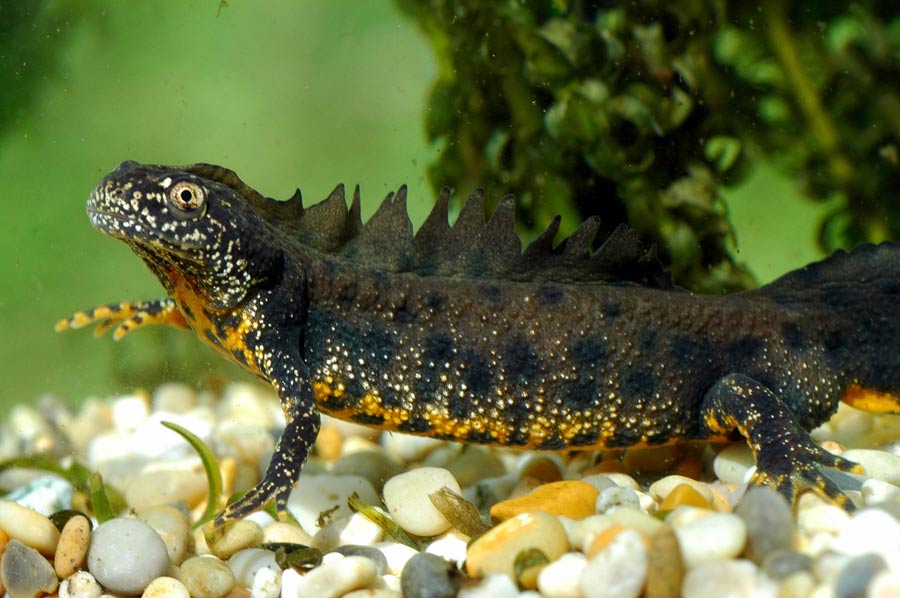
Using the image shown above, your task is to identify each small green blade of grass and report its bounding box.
[160,420,223,529]
[347,492,421,550]
[88,472,120,522]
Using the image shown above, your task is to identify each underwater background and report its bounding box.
[1,1,882,412]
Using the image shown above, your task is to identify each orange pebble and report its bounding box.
[671,455,704,480]
[586,524,649,558]
[520,457,563,483]
[659,483,710,511]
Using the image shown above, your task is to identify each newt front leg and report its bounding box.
[55,298,188,339]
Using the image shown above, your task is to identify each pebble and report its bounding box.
[425,531,469,568]
[734,487,794,563]
[331,545,389,575]
[861,479,900,504]
[606,507,664,537]
[343,590,402,598]
[141,575,190,598]
[373,541,419,575]
[869,571,900,598]
[579,528,647,598]
[293,555,378,598]
[0,500,61,556]
[834,553,886,598]
[59,570,102,598]
[180,555,236,598]
[4,476,73,516]
[54,513,91,578]
[209,520,264,559]
[287,474,379,534]
[579,475,618,494]
[443,447,507,487]
[120,460,209,510]
[0,539,59,598]
[681,559,759,598]
[151,382,197,413]
[536,552,587,598]
[314,512,384,551]
[331,451,404,492]
[227,548,281,598]
[262,521,313,545]
[673,512,747,568]
[778,571,816,598]
[761,548,812,580]
[569,515,614,552]
[519,456,564,484]
[137,505,191,564]
[466,511,569,579]
[458,573,519,598]
[657,484,710,511]
[797,499,851,536]
[832,508,900,556]
[645,526,683,598]
[382,467,461,536]
[594,487,640,513]
[381,434,444,462]
[648,475,714,505]
[712,443,755,485]
[843,449,900,485]
[489,481,599,521]
[87,518,169,595]
[400,553,460,598]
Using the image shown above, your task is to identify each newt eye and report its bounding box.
[169,181,207,219]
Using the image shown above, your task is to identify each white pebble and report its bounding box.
[832,508,900,556]
[313,511,384,551]
[141,576,190,598]
[606,507,664,537]
[862,479,900,504]
[227,548,280,587]
[382,467,461,536]
[87,518,169,595]
[381,434,444,462]
[0,499,60,555]
[287,474,378,534]
[60,570,102,598]
[281,567,302,598]
[843,449,900,486]
[374,541,419,575]
[180,555,235,598]
[648,475,714,504]
[798,502,851,536]
[458,573,519,598]
[682,559,758,598]
[674,512,747,568]
[537,552,587,598]
[569,515,615,553]
[293,555,378,598]
[425,531,469,568]
[712,443,755,485]
[869,570,900,598]
[595,487,640,513]
[579,529,647,598]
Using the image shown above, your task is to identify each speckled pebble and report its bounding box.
[712,443,755,485]
[59,570,102,598]
[293,555,378,598]
[458,573,519,598]
[0,500,60,556]
[180,555,236,598]
[832,508,900,556]
[673,512,747,568]
[579,528,647,598]
[400,553,460,598]
[54,513,91,578]
[373,541,419,576]
[382,467,461,536]
[227,548,281,598]
[87,518,169,595]
[467,511,568,579]
[332,545,389,575]
[835,553,886,598]
[734,487,794,564]
[209,519,263,559]
[536,552,586,598]
[843,449,900,485]
[141,575,190,598]
[682,559,759,598]
[761,548,812,580]
[490,481,599,521]
[287,474,379,534]
[136,505,190,564]
[594,487,640,513]
[0,539,58,598]
[4,476,73,516]
[648,475,714,505]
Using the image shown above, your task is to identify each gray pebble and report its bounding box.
[4,476,73,516]
[0,539,59,598]
[835,553,887,598]
[330,545,389,575]
[87,518,169,595]
[401,553,461,598]
[331,450,403,493]
[734,486,793,564]
[761,548,812,580]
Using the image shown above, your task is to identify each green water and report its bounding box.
[0,1,824,412]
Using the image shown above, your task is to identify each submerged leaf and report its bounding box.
[428,486,490,538]
[347,492,421,550]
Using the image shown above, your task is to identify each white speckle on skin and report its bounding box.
[160,177,172,189]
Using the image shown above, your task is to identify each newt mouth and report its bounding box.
[86,206,201,260]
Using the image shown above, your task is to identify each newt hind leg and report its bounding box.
[56,298,188,339]
[702,373,863,509]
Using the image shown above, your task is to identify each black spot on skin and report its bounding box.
[214,312,241,338]
[565,378,598,408]
[397,417,431,433]
[231,348,247,364]
[377,388,402,409]
[570,337,607,370]
[447,396,470,421]
[781,321,805,348]
[351,413,385,426]
[423,332,454,367]
[359,325,395,364]
[466,430,496,444]
[391,298,414,325]
[669,333,713,369]
[181,303,195,321]
[480,285,504,304]
[505,428,530,446]
[460,349,493,396]
[725,335,763,362]
[425,292,444,311]
[881,281,900,296]
[644,428,671,445]
[538,285,565,306]
[204,329,223,347]
[608,426,642,448]
[503,337,540,382]
[639,326,657,350]
[537,436,566,450]
[344,376,365,399]
[621,365,655,398]
[823,287,855,308]
[823,329,849,364]
[569,431,600,447]
[321,395,349,411]
[465,260,488,278]
[602,301,622,318]
[131,314,144,324]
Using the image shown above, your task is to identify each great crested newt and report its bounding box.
[58,161,900,523]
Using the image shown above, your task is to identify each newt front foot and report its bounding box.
[56,299,188,339]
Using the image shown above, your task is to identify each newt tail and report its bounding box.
[60,161,900,522]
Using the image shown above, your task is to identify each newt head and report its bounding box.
[87,160,284,310]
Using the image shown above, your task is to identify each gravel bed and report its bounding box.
[2,381,900,597]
